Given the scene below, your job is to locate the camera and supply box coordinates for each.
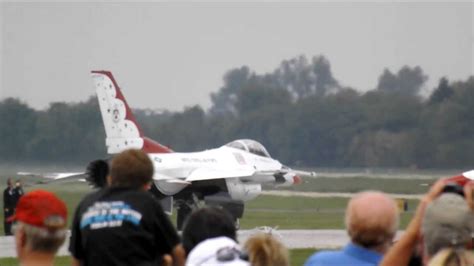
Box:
[441,182,465,197]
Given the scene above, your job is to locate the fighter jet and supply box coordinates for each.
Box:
[91,70,316,228]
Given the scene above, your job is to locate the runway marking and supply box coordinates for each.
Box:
[262,190,423,199]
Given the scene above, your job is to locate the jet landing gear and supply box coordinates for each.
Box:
[175,194,245,230]
[177,204,193,230]
[204,194,244,229]
[176,197,200,230]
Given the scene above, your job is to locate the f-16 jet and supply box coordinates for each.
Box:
[89,70,316,228]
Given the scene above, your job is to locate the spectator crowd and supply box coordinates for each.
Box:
[2,148,474,266]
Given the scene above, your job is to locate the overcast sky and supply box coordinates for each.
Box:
[1,1,473,111]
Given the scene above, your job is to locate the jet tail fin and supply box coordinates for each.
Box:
[91,70,172,154]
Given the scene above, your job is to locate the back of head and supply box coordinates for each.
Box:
[11,190,68,254]
[345,191,399,250]
[16,222,67,254]
[110,149,153,189]
[422,193,474,257]
[244,233,289,266]
[182,207,237,255]
[186,236,249,266]
[428,248,474,266]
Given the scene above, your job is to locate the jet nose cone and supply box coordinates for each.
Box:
[463,170,474,180]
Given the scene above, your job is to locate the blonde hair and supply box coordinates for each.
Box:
[244,233,289,266]
[428,248,474,266]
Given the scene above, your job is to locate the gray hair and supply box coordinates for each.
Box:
[14,221,67,253]
[422,194,474,257]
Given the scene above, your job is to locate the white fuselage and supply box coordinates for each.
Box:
[91,71,308,205]
[150,146,283,201]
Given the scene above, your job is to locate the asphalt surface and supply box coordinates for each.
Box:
[0,230,350,258]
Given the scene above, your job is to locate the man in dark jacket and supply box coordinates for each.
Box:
[12,179,24,207]
[3,178,15,235]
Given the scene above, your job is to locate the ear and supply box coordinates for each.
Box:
[464,181,474,210]
[15,226,27,252]
[143,182,152,191]
[106,175,112,186]
[20,228,27,248]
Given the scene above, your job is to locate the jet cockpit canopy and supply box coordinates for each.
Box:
[225,139,271,158]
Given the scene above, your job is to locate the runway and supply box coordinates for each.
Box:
[262,190,423,199]
[238,229,350,249]
[0,229,409,258]
[0,230,350,258]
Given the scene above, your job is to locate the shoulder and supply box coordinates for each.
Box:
[76,188,163,217]
[109,188,163,212]
[81,187,153,201]
[76,189,105,210]
[304,250,344,266]
[466,250,474,264]
[80,189,104,202]
[119,189,159,205]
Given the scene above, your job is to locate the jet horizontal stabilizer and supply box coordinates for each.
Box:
[153,173,191,185]
[165,179,191,185]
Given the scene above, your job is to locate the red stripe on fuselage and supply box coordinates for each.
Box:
[143,137,173,153]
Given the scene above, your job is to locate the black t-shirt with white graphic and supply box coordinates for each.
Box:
[69,187,180,266]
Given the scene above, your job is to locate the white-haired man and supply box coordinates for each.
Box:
[305,191,399,266]
[10,189,68,266]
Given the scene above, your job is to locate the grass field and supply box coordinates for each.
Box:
[0,256,71,266]
[0,173,437,265]
[271,175,438,194]
[0,174,429,231]
[0,180,419,231]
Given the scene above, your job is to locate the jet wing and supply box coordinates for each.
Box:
[291,169,317,177]
[238,167,317,186]
[279,165,317,177]
[185,168,255,182]
[254,169,316,177]
[18,172,86,180]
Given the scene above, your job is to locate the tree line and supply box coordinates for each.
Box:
[1,55,473,168]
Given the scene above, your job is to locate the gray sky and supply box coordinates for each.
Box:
[1,2,473,111]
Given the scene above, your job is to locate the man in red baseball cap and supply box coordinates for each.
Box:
[9,189,67,266]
